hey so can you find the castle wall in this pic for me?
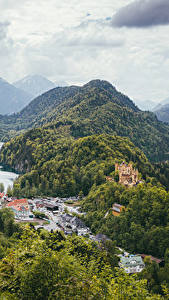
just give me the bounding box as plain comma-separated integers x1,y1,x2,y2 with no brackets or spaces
116,162,138,187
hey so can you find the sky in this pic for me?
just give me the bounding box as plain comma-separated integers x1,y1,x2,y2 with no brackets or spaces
0,0,169,103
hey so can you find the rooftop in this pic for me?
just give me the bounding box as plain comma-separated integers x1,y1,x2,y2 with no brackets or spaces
7,199,28,207
120,255,144,267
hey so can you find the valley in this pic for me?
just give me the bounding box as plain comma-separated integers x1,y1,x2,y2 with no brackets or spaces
0,79,169,299
1,0,169,298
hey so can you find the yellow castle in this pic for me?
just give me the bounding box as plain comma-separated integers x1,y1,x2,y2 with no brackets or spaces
115,162,139,187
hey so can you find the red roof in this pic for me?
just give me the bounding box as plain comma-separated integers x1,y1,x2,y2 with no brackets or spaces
7,199,29,211
7,199,28,206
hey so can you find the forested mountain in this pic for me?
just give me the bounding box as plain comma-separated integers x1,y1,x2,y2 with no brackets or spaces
1,80,169,297
0,84,80,139
0,134,152,197
13,74,55,98
1,79,169,161
0,78,32,115
1,132,169,289
84,180,169,256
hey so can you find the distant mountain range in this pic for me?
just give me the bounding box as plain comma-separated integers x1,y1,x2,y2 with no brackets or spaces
153,104,169,123
0,79,169,162
54,80,68,87
133,96,169,123
0,78,32,115
0,75,69,115
153,97,169,123
13,75,56,98
133,99,156,111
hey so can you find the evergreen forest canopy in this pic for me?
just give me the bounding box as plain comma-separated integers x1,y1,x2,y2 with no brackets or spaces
0,209,168,300
0,79,169,161
0,133,153,197
0,79,169,298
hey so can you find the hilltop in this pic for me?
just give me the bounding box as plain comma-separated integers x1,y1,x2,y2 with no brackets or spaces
0,79,169,161
1,80,169,296
0,133,152,197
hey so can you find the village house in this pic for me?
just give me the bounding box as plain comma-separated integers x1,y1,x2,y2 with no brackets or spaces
7,199,31,219
112,203,125,216
119,255,145,273
43,201,59,212
115,161,139,187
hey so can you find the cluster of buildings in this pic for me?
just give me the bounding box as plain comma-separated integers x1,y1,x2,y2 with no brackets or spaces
1,193,163,274
54,213,91,236
1,195,91,237
0,160,159,275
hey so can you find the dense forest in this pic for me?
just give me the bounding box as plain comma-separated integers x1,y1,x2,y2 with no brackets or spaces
0,134,153,197
0,209,168,299
0,79,169,298
153,161,169,190
1,132,169,295
83,182,169,257
83,182,169,294
1,80,169,161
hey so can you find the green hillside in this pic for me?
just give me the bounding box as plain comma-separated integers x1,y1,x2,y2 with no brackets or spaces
0,133,152,197
0,213,165,300
83,181,169,258
1,79,169,296
0,80,169,161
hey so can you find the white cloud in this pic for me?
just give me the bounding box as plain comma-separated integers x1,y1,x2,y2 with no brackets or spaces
0,0,169,103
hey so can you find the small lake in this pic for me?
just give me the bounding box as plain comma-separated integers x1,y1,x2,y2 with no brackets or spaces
0,142,19,192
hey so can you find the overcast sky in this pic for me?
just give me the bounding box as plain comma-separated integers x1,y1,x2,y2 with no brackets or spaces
0,0,169,103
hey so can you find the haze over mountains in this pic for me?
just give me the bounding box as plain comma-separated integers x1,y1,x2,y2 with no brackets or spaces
0,75,69,115
1,71,169,123
133,98,156,111
1,75,169,159
153,103,169,123
0,77,32,115
13,75,56,98
152,97,169,123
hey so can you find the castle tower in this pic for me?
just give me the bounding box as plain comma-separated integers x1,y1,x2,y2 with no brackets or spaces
115,162,139,187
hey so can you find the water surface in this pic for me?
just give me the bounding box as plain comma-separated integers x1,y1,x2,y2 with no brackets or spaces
0,142,18,192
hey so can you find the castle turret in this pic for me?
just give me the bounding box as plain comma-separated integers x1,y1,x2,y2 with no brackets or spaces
115,162,139,187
